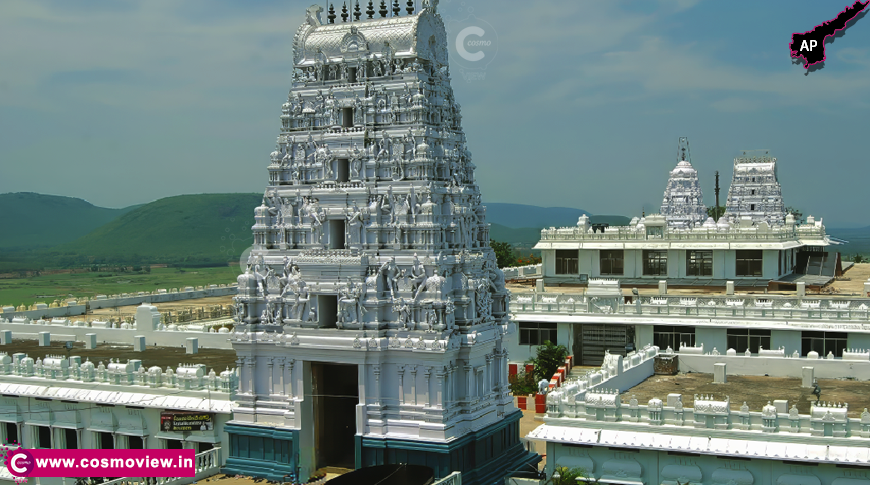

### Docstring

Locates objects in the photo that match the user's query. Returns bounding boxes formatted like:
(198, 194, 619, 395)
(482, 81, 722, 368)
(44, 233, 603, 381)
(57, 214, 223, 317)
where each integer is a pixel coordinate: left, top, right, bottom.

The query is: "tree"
(529, 340, 569, 382)
(784, 206, 803, 223)
(508, 370, 537, 396)
(490, 239, 514, 269)
(852, 254, 866, 264)
(706, 205, 726, 220)
(546, 466, 593, 484)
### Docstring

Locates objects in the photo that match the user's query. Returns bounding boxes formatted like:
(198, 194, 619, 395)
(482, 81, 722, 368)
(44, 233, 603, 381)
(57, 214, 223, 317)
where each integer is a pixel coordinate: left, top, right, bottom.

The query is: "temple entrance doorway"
(312, 362, 358, 470)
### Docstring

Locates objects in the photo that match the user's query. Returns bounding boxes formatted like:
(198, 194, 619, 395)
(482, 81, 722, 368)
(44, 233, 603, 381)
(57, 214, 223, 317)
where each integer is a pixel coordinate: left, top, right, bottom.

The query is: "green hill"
(0, 192, 137, 249)
(42, 193, 260, 266)
(489, 223, 546, 246)
(0, 193, 629, 270)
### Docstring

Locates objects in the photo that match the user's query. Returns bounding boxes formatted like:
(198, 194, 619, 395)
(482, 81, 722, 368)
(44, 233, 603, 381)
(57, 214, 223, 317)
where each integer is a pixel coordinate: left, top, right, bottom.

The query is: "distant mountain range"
(0, 192, 138, 249)
(3, 192, 861, 270)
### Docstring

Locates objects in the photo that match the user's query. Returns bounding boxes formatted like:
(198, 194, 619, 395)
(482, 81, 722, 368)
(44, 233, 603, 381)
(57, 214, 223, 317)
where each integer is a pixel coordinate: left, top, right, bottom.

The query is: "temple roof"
(293, 4, 448, 65)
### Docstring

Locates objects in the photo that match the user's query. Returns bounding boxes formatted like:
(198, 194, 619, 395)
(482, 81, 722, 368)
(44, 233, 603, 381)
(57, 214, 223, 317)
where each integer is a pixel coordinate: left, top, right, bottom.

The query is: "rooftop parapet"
(510, 291, 870, 328)
(537, 215, 827, 246)
(0, 352, 237, 393)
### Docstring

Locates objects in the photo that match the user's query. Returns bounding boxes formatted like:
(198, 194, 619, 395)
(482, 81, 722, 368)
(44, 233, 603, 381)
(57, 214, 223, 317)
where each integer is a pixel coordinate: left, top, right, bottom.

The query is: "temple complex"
(223, 2, 537, 483)
(536, 142, 835, 289)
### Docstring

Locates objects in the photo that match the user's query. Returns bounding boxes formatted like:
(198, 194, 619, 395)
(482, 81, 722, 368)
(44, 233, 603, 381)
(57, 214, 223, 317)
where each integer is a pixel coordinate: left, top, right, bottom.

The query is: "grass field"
(0, 266, 240, 307)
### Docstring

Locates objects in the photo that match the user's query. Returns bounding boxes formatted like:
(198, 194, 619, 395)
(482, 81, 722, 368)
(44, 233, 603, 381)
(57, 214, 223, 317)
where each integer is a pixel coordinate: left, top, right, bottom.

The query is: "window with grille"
(654, 325, 695, 350)
(801, 331, 847, 358)
(518, 322, 558, 345)
(600, 250, 624, 276)
(555, 250, 578, 275)
(726, 328, 770, 353)
(687, 250, 713, 276)
(643, 250, 667, 276)
(736, 250, 763, 277)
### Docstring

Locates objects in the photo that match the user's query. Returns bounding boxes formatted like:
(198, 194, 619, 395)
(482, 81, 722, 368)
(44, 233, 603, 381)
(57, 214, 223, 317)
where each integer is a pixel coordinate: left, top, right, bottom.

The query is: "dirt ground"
(625, 373, 870, 417)
(0, 339, 238, 371)
(829, 262, 870, 295)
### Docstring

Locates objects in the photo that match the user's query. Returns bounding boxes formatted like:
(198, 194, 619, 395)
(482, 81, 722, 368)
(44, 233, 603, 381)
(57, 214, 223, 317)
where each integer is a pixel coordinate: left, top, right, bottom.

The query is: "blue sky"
(2, 0, 869, 227)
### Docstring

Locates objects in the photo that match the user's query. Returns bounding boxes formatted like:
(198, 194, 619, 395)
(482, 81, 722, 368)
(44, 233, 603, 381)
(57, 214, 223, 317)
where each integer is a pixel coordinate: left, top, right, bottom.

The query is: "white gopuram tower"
(659, 137, 707, 228)
(724, 150, 787, 225)
(224, 2, 538, 484)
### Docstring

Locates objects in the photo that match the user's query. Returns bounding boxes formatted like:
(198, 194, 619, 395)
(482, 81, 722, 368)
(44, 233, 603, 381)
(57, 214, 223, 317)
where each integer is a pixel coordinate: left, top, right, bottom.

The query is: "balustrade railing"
(433, 472, 462, 485)
(539, 226, 825, 243)
(510, 292, 870, 325)
(99, 447, 221, 485)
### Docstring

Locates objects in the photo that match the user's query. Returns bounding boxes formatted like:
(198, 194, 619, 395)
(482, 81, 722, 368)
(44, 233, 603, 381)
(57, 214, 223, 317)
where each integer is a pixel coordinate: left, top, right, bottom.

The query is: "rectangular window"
(653, 325, 695, 351)
(726, 328, 770, 354)
(4, 423, 17, 445)
(643, 250, 667, 276)
(518, 322, 558, 345)
(36, 426, 51, 449)
(555, 250, 578, 275)
(98, 431, 114, 450)
(342, 107, 354, 128)
(336, 159, 350, 182)
(164, 439, 183, 450)
(735, 250, 763, 277)
(686, 250, 713, 277)
(600, 250, 624, 276)
(802, 331, 847, 358)
(328, 219, 346, 250)
(64, 429, 78, 449)
(128, 436, 144, 449)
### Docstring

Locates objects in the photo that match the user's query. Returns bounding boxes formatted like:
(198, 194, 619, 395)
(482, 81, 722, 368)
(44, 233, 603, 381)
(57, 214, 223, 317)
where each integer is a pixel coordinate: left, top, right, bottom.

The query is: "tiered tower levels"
(226, 4, 536, 484)
(725, 150, 787, 225)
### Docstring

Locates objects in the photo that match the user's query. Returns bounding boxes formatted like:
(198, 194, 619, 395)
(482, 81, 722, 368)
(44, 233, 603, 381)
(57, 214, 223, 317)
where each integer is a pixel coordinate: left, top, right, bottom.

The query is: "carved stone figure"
(379, 256, 400, 300)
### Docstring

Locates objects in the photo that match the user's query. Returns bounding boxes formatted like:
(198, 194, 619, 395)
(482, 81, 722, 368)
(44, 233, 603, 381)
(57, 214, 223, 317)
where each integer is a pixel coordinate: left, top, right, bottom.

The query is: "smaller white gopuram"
(659, 137, 707, 228)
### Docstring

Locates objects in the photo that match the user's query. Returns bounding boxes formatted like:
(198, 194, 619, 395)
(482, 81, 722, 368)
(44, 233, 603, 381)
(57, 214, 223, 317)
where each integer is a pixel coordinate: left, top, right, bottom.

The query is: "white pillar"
(85, 333, 97, 350)
(397, 365, 405, 405)
(424, 367, 432, 407)
(38, 332, 50, 347)
(0, 330, 11, 345)
(287, 359, 296, 398)
(410, 365, 417, 406)
(713, 363, 726, 383)
(267, 358, 274, 395)
(133, 336, 146, 352)
(726, 281, 735, 295)
(797, 281, 806, 297)
(658, 280, 667, 295)
(277, 358, 286, 396)
(802, 366, 814, 388)
(465, 364, 474, 401)
(185, 338, 198, 354)
(436, 367, 445, 408)
(373, 365, 381, 406)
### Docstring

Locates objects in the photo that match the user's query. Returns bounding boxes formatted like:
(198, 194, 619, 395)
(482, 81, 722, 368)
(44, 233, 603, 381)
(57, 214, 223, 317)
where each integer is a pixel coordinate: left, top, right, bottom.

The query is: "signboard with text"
(160, 412, 214, 432)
